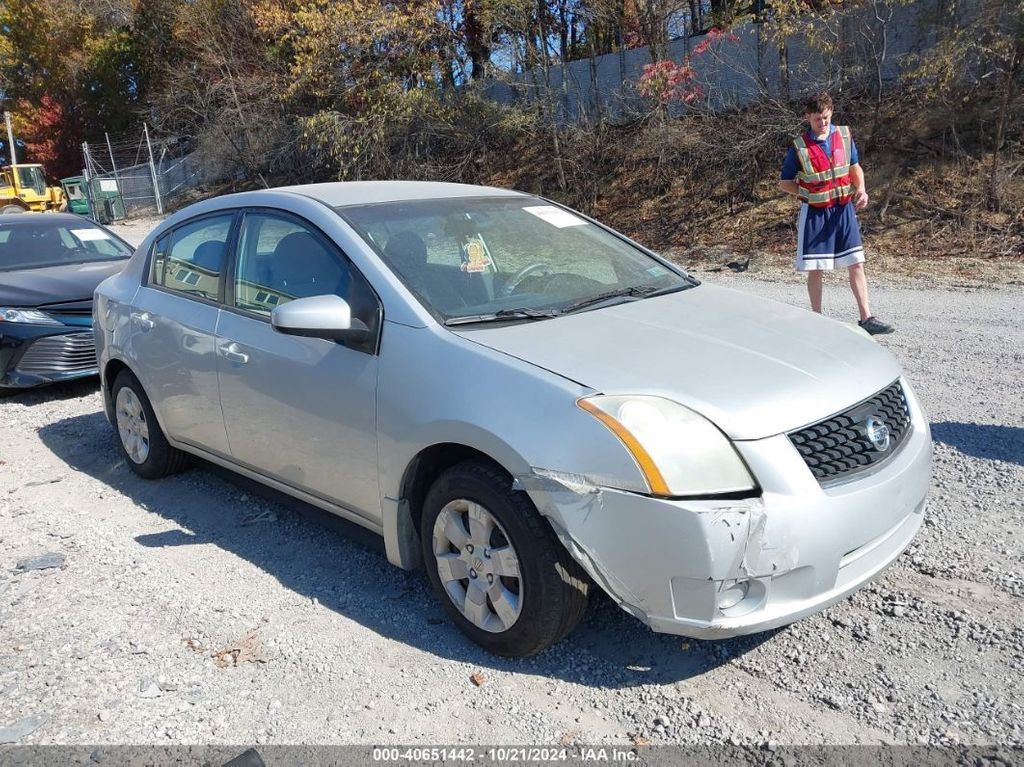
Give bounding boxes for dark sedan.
[0,214,133,389]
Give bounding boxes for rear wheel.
[1,204,27,214]
[421,460,589,657]
[112,370,189,479]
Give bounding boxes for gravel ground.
[0,217,1022,747]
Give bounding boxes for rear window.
[0,221,133,271]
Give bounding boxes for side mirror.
[271,295,370,342]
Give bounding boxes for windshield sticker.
[71,228,110,241]
[523,205,586,228]
[460,237,493,273]
[646,265,669,276]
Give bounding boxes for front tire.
[421,460,589,657]
[112,370,188,479]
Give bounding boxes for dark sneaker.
[858,316,895,335]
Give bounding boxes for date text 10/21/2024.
[371,746,641,762]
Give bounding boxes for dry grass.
[474,106,1023,289]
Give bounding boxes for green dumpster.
[61,176,126,223]
[60,176,90,216]
[90,177,125,224]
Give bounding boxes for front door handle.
[219,342,249,365]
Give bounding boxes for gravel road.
[1,218,1022,747]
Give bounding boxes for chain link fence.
[80,131,214,222]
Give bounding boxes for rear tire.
[1,204,26,214]
[112,370,189,479]
[420,459,589,657]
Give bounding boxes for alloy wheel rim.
[115,387,150,464]
[432,498,522,633]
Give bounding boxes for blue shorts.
[795,202,866,272]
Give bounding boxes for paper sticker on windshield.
[523,205,586,228]
[461,237,493,273]
[72,228,110,241]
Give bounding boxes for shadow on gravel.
[39,410,774,686]
[0,377,99,405]
[931,422,1024,465]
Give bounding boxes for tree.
[0,0,152,177]
[910,0,1024,211]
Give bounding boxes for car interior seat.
[383,230,465,310]
[383,231,429,273]
[6,225,71,262]
[190,240,224,273]
[272,231,348,299]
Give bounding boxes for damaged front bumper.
[520,396,932,639]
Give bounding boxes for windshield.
[338,196,694,323]
[0,221,133,271]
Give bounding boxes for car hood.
[0,260,127,307]
[452,284,902,440]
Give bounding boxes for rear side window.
[150,214,233,301]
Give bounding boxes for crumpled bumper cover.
[520,384,932,639]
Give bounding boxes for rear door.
[215,209,383,520]
[129,212,235,456]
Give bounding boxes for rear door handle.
[132,312,154,332]
[219,341,249,365]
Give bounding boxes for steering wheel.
[501,262,550,297]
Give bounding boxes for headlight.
[577,395,756,497]
[0,308,61,325]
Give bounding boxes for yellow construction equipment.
[0,163,66,213]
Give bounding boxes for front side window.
[338,197,694,323]
[234,213,350,312]
[233,212,381,349]
[150,214,233,301]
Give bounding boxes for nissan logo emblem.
[865,416,891,452]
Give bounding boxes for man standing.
[779,92,894,335]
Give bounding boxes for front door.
[215,210,382,520]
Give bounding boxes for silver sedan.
[94,182,932,656]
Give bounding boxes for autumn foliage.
[0,0,1018,251]
[637,29,739,108]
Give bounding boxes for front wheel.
[112,370,189,479]
[421,460,589,657]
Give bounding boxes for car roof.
[0,213,101,227]
[274,180,529,207]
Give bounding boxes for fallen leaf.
[212,629,270,668]
[470,672,486,687]
[629,733,650,747]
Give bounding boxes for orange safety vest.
[793,126,854,208]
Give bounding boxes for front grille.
[15,332,97,374]
[788,381,911,483]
